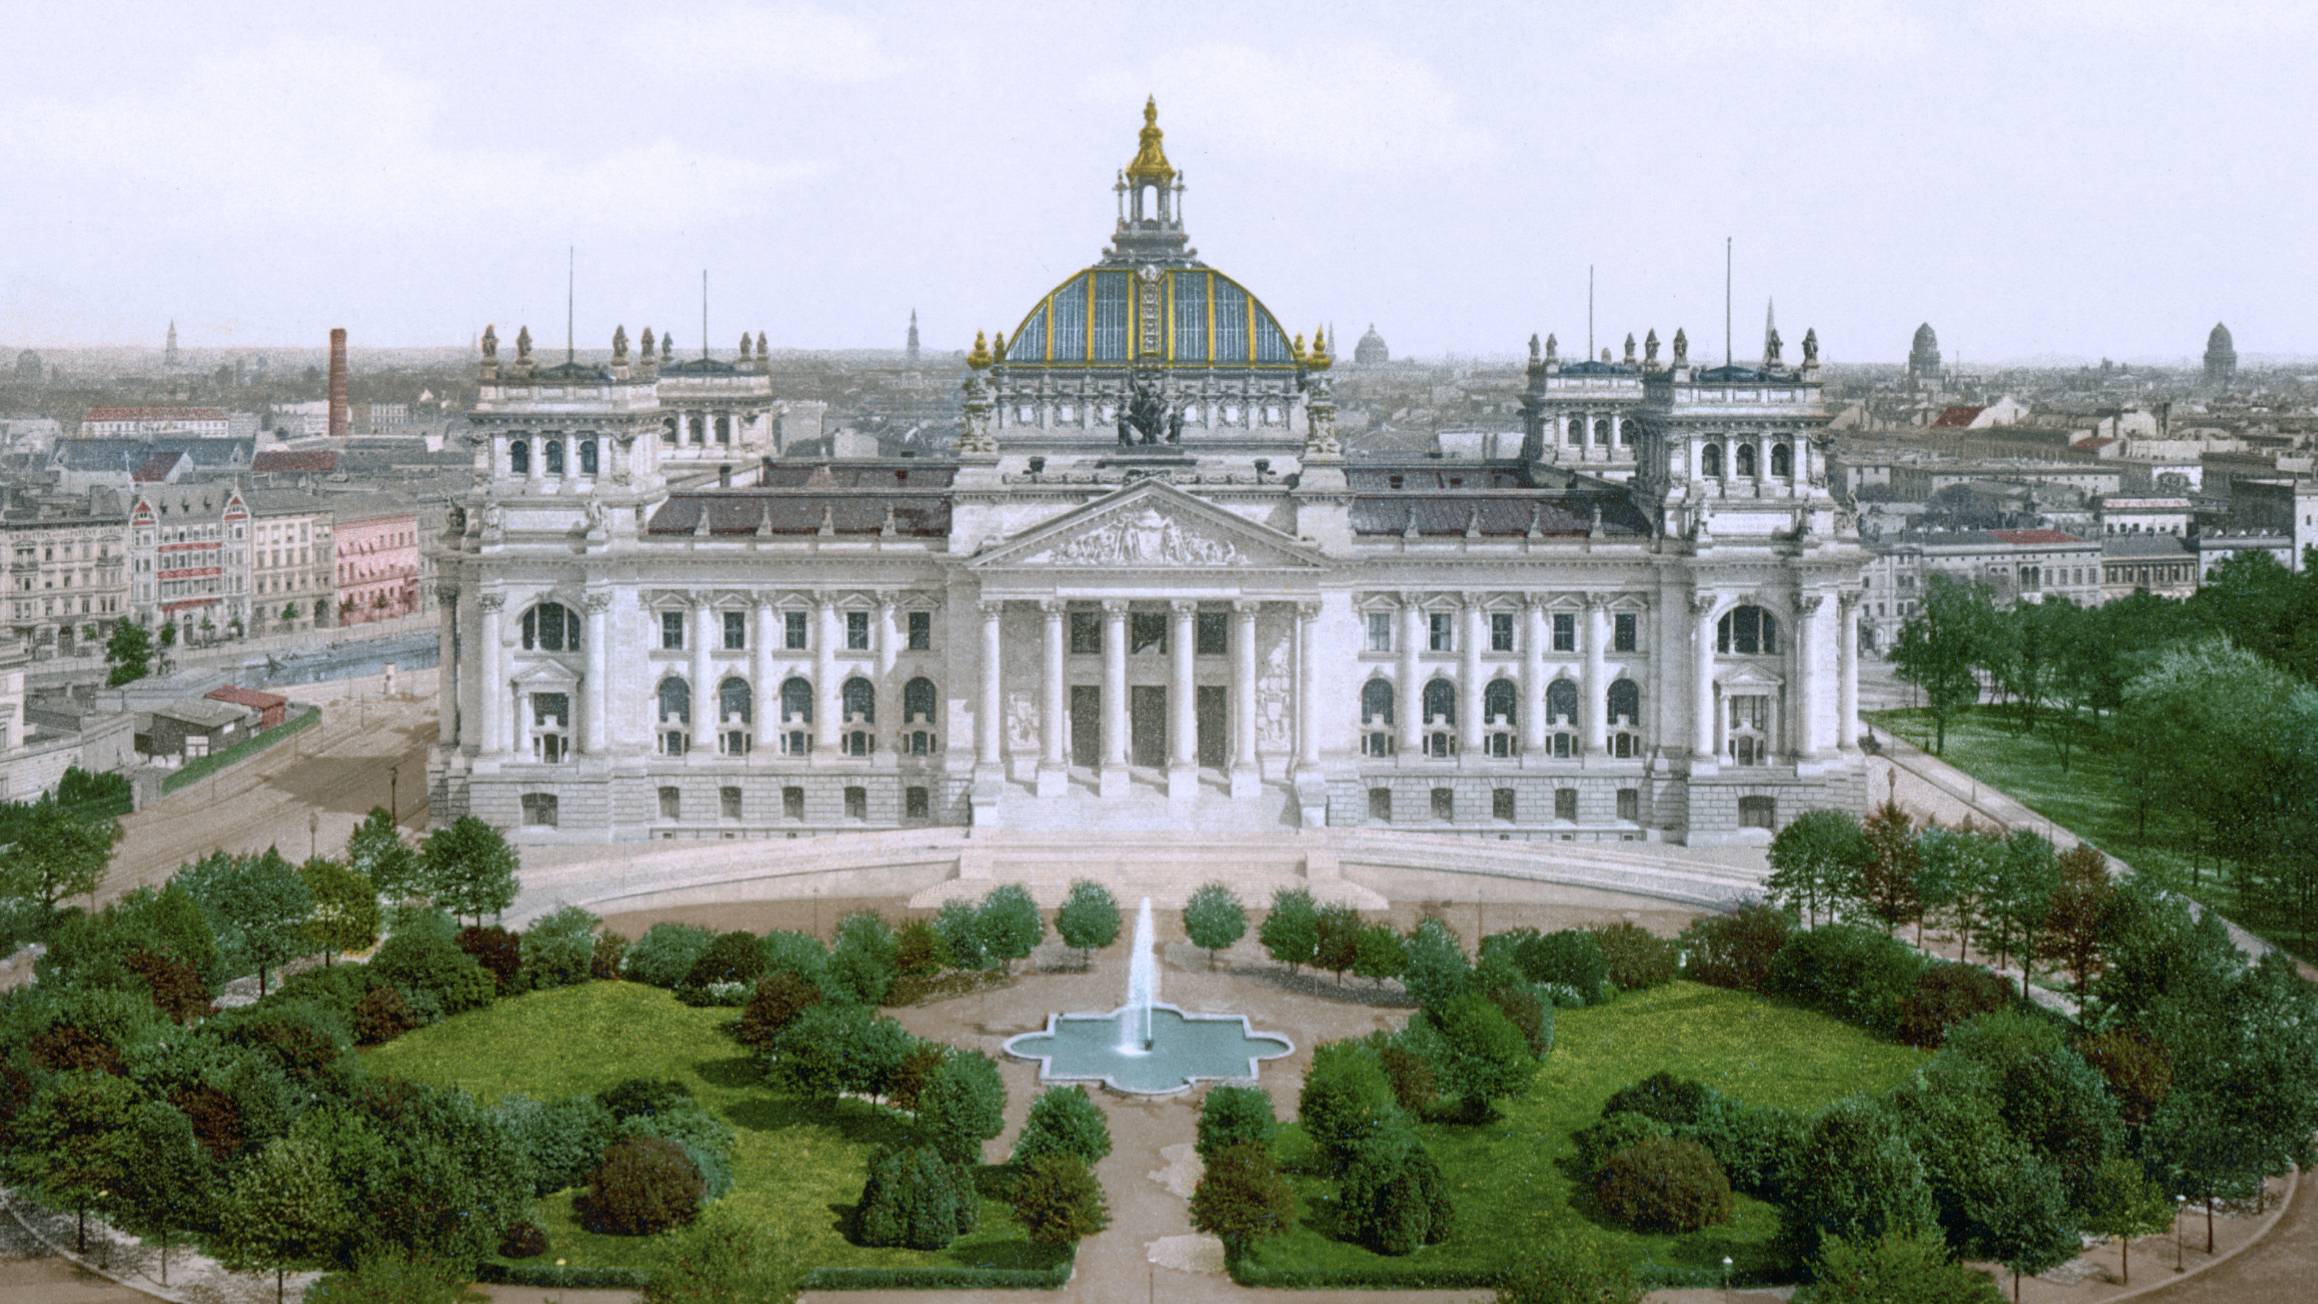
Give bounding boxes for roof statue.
[1672,328,1688,365]
[1528,333,1541,363]
[1545,333,1558,361]
[756,331,768,357]
[515,326,532,361]
[640,326,655,356]
[739,333,753,360]
[1645,328,1660,366]
[1624,333,1637,364]
[612,325,628,360]
[1802,327,1819,366]
[660,332,674,361]
[480,324,497,358]
[1125,95,1174,183]
[1763,325,1783,367]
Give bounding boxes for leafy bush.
[1687,1096,1807,1199]
[1259,887,1321,973]
[125,948,212,1023]
[894,920,949,978]
[1780,1098,1938,1259]
[1796,1230,2004,1303]
[1594,1136,1733,1233]
[597,1077,693,1122]
[351,984,418,1045]
[1494,1229,1644,1304]
[456,925,524,993]
[1600,1071,1716,1128]
[620,923,715,989]
[1770,925,1928,1037]
[931,900,989,972]
[1512,930,1610,1005]
[1339,1126,1453,1255]
[496,1092,618,1195]
[736,971,822,1054]
[218,999,353,1083]
[1400,917,1472,1010]
[1591,922,1679,991]
[519,907,599,991]
[679,931,767,1004]
[1483,980,1554,1059]
[1896,962,2017,1049]
[1012,1085,1112,1167]
[828,912,899,1003]
[578,1135,706,1235]
[974,886,1044,975]
[590,931,627,980]
[853,1143,978,1249]
[914,1049,1006,1165]
[1196,1084,1277,1161]
[1679,902,1795,991]
[1374,1039,1439,1116]
[1353,924,1407,987]
[1190,1140,1295,1256]
[1571,1110,1672,1180]
[1299,1042,1403,1171]
[371,914,495,1022]
[498,1219,548,1258]
[623,1102,737,1203]
[1010,1152,1109,1247]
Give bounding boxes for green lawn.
[1869,705,2304,960]
[363,982,1059,1276]
[1236,982,1927,1287]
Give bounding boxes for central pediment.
[971,480,1324,571]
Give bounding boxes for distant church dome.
[1354,324,1389,366]
[1912,322,1938,353]
[2203,321,2237,385]
[1907,322,1941,385]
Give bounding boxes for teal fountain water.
[1004,896,1292,1095]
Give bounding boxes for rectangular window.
[1195,611,1228,656]
[1613,612,1637,653]
[660,610,684,650]
[658,787,680,820]
[1131,611,1168,655]
[520,793,558,827]
[1555,788,1578,821]
[1553,613,1576,652]
[1616,788,1640,822]
[720,786,742,821]
[1738,795,1777,830]
[1490,612,1515,652]
[907,611,931,651]
[1366,612,1393,653]
[1428,613,1453,653]
[1070,611,1101,655]
[846,611,870,650]
[784,610,808,649]
[782,786,805,820]
[905,786,929,820]
[843,786,867,821]
[1430,787,1455,821]
[1492,788,1516,821]
[1368,788,1392,822]
[723,610,746,650]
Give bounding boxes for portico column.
[1037,600,1067,796]
[1168,600,1198,799]
[813,596,839,754]
[691,601,716,752]
[1691,595,1717,762]
[876,592,901,753]
[1838,593,1861,751]
[1230,600,1259,796]
[1397,598,1423,755]
[1459,599,1484,757]
[751,598,776,753]
[976,601,1003,770]
[1582,597,1609,756]
[436,587,460,747]
[1295,601,1322,770]
[1099,600,1129,796]
[1796,594,1826,760]
[582,591,610,754]
[478,592,506,755]
[1520,598,1548,757]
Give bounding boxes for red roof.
[1930,405,1986,428]
[1989,529,2085,545]
[252,449,338,473]
[130,451,184,482]
[2071,436,2117,452]
[83,405,229,423]
[205,685,288,711]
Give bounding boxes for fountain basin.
[1003,1003,1293,1096]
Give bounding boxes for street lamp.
[1721,1255,1733,1289]
[309,811,320,861]
[2174,1194,2186,1271]
[390,763,400,825]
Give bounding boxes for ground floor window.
[1430,787,1454,821]
[1616,787,1640,822]
[1554,788,1578,821]
[1491,788,1515,821]
[905,787,929,820]
[844,786,868,820]
[658,786,680,820]
[720,786,742,821]
[520,792,558,827]
[1738,795,1776,829]
[1368,788,1392,822]
[783,786,805,820]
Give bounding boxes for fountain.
[1004,894,1292,1096]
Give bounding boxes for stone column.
[877,592,901,754]
[814,596,839,755]
[1691,595,1717,762]
[1838,592,1861,751]
[1038,600,1067,796]
[1398,598,1423,755]
[691,601,716,752]
[1099,600,1129,796]
[1230,600,1259,796]
[752,598,776,753]
[1459,599,1484,756]
[582,591,609,755]
[1295,601,1322,770]
[976,600,1003,770]
[1521,598,1547,757]
[1582,597,1609,756]
[436,586,460,747]
[1796,594,1826,759]
[1168,600,1198,799]
[478,592,505,755]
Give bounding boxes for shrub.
[124,949,211,1023]
[853,1144,977,1250]
[1483,981,1554,1059]
[619,923,715,989]
[590,931,628,980]
[496,1093,618,1195]
[597,1077,693,1122]
[894,920,949,978]
[1689,1097,1807,1199]
[1797,1230,2004,1304]
[498,1219,549,1258]
[1418,992,1540,1120]
[1314,904,1364,983]
[974,886,1044,975]
[519,907,599,991]
[1353,924,1407,987]
[914,1050,1006,1165]
[1897,963,2017,1048]
[1679,901,1795,991]
[680,931,767,1003]
[1375,1040,1438,1117]
[1590,923,1678,991]
[622,1102,737,1202]
[889,1041,949,1113]
[1770,925,1927,1036]
[1012,1085,1112,1168]
[1780,1098,1938,1259]
[828,912,899,1004]
[1513,930,1610,1005]
[1196,1085,1277,1161]
[351,984,418,1045]
[219,1000,352,1083]
[1571,1110,1672,1180]
[736,971,822,1053]
[1010,1153,1110,1249]
[456,926,523,993]
[1600,1071,1716,1128]
[2077,1028,2171,1128]
[1299,1042,1402,1171]
[1494,1229,1643,1304]
[1190,1141,1295,1256]
[1594,1136,1733,1233]
[1400,917,1472,1009]
[931,901,990,972]
[28,1022,124,1075]
[578,1135,706,1235]
[371,917,495,1021]
[1340,1127,1453,1255]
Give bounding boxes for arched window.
[842,677,876,724]
[1770,442,1792,478]
[509,439,530,475]
[1421,678,1457,725]
[1608,679,1640,724]
[1360,678,1395,757]
[903,676,937,723]
[1484,679,1517,726]
[545,439,565,475]
[1735,443,1757,478]
[714,414,731,444]
[656,678,690,756]
[1546,679,1579,724]
[718,677,752,724]
[1592,417,1610,446]
[521,601,580,652]
[780,677,813,722]
[661,416,679,445]
[1700,442,1723,477]
[1717,605,1780,655]
[1566,415,1583,445]
[579,439,599,475]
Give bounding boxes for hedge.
[1230,1258,1783,1291]
[800,1255,1075,1290]
[476,1261,652,1289]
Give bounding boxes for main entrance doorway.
[1196,685,1227,768]
[1069,685,1100,768]
[1130,686,1167,768]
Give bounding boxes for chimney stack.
[327,327,349,439]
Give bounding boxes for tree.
[1189,1141,1295,1257]
[1259,886,1320,974]
[1400,916,1472,1009]
[215,1136,351,1303]
[113,1100,211,1285]
[1766,809,1869,927]
[854,1144,977,1249]
[2082,1157,2173,1286]
[1196,1084,1277,1160]
[418,815,519,925]
[1417,992,1538,1120]
[1987,831,2059,996]
[1352,923,1407,988]
[345,807,422,902]
[1494,1229,1643,1304]
[1182,881,1248,968]
[1012,1085,1112,1168]
[1053,879,1120,969]
[827,911,899,1003]
[931,899,989,972]
[1298,1042,1402,1171]
[1008,1152,1109,1247]
[158,621,176,649]
[300,857,379,964]
[766,1004,911,1103]
[2036,844,2112,1007]
[1795,1231,2002,1304]
[643,1203,803,1304]
[1914,823,2000,962]
[0,800,119,918]
[915,1049,1007,1165]
[103,619,153,687]
[4,1071,142,1253]
[1338,1123,1453,1254]
[976,884,1044,975]
[1856,801,1922,936]
[179,849,313,995]
[1314,903,1363,984]
[1781,1098,1937,1260]
[1892,574,1998,753]
[1990,596,2075,736]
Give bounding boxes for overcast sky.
[4,1,2312,364]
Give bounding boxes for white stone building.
[429,102,1869,846]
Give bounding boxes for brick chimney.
[327,327,349,439]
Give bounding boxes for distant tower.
[164,320,180,369]
[1907,322,1941,388]
[327,327,350,439]
[1354,323,1389,366]
[907,309,920,364]
[2203,322,2237,386]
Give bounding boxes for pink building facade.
[333,500,419,625]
